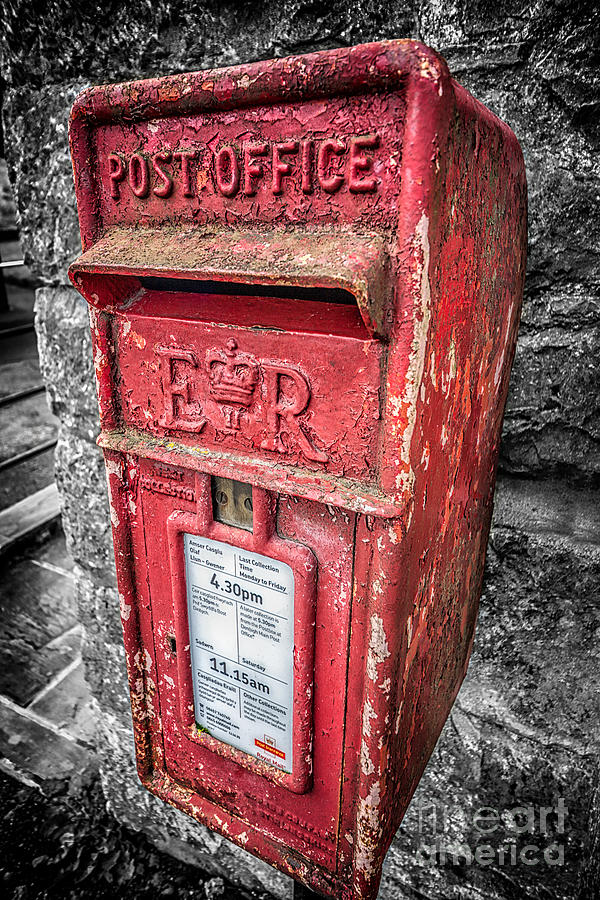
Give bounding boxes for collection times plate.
[184,534,294,772]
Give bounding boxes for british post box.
[68,41,526,899]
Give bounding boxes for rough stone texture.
[470,525,600,753]
[2,2,599,898]
[35,287,99,437]
[504,328,600,475]
[2,84,84,284]
[381,703,594,899]
[0,158,16,230]
[53,430,115,578]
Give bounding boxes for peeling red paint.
[68,40,526,899]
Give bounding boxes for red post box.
[68,41,526,899]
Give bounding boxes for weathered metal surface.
[69,227,390,338]
[68,40,526,900]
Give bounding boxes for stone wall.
[2,3,599,898]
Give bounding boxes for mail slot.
[68,40,526,899]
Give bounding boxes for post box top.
[68,40,455,252]
[70,39,448,127]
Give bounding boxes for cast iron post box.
[68,41,526,899]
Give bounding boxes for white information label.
[183,534,294,773]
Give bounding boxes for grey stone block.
[0,158,17,230]
[1,3,419,89]
[35,286,98,435]
[501,327,600,474]
[2,84,84,283]
[382,704,593,900]
[76,572,129,719]
[473,525,600,752]
[54,428,115,580]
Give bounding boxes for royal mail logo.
[255,738,286,761]
[155,341,328,463]
[206,339,259,431]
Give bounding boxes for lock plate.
[211,476,253,530]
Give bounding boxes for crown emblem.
[206,340,259,430]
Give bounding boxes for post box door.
[130,464,355,870]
